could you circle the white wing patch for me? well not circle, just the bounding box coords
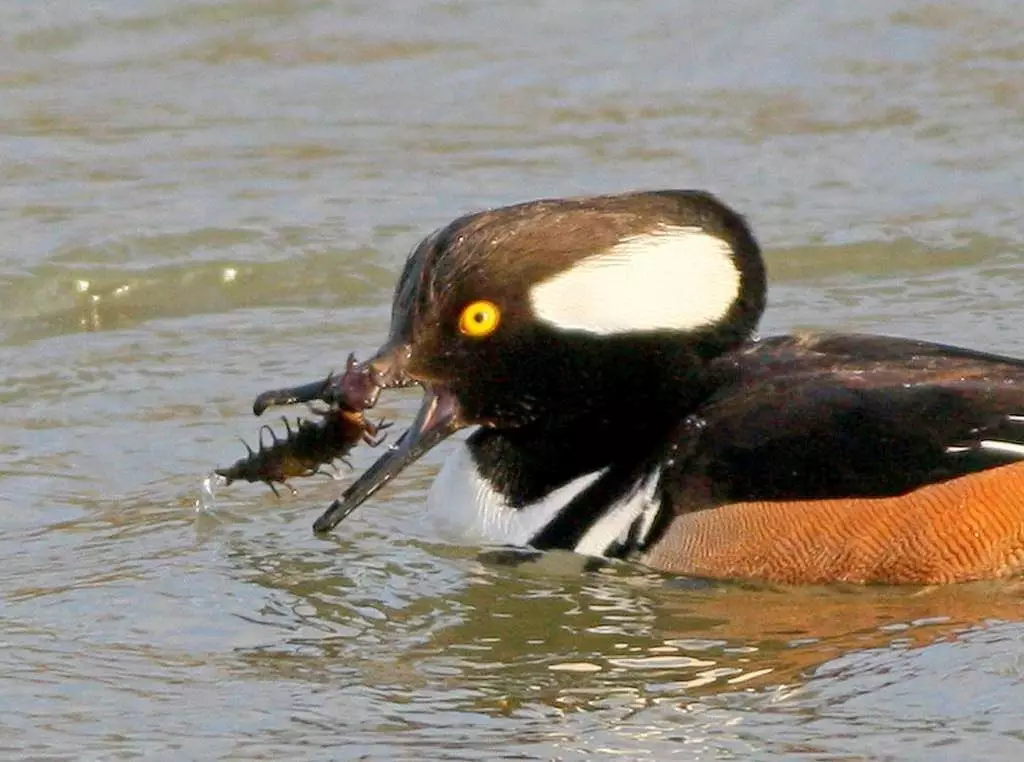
[528,225,740,336]
[947,440,1024,458]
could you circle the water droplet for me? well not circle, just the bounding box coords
[195,472,227,514]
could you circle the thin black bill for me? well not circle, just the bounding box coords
[312,386,464,533]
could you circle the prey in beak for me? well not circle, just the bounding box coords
[313,382,464,532]
[251,343,468,534]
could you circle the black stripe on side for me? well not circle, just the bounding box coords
[528,465,655,554]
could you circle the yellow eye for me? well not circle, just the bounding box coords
[458,300,501,338]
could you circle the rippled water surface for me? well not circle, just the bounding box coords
[2,2,1023,759]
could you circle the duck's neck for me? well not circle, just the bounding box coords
[428,410,673,555]
[464,415,662,507]
[475,353,725,495]
[424,375,713,553]
[425,344,737,551]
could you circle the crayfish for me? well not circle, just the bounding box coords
[215,354,389,496]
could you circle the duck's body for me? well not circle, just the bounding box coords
[299,189,1024,585]
[427,333,1024,584]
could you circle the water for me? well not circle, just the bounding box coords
[2,1,1023,759]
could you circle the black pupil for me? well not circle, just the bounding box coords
[474,311,485,323]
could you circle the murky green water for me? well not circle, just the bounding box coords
[2,2,1023,759]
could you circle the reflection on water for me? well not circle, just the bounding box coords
[1,0,1023,759]
[227,542,1024,756]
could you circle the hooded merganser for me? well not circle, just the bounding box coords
[292,190,1024,585]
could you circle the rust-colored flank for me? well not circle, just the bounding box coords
[644,462,1024,585]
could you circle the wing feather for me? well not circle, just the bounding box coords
[664,333,1024,507]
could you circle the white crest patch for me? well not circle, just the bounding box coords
[529,225,740,335]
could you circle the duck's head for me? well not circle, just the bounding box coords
[314,190,766,531]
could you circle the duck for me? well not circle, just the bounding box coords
[302,190,1024,585]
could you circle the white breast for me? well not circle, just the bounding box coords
[426,435,604,546]
[426,434,663,557]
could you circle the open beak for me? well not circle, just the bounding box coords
[248,342,467,533]
[313,384,464,532]
[301,340,466,528]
